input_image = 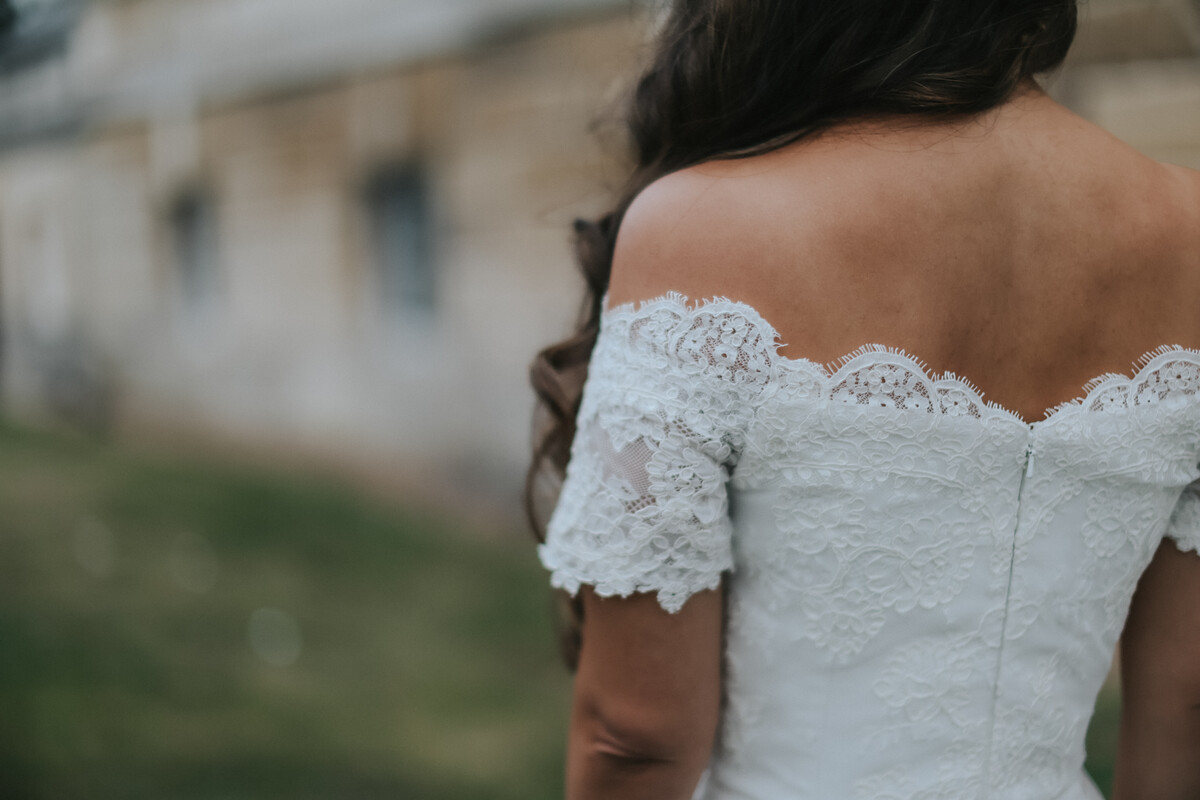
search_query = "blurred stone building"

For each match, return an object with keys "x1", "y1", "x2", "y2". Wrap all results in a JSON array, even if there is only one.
[{"x1": 0, "y1": 0, "x2": 1197, "y2": 517}]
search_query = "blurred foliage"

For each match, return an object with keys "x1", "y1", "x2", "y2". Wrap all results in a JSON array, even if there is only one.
[
  {"x1": 0, "y1": 419, "x2": 1122, "y2": 799},
  {"x1": 0, "y1": 419, "x2": 570, "y2": 799}
]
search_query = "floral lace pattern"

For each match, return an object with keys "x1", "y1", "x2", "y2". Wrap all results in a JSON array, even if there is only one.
[{"x1": 537, "y1": 292, "x2": 1200, "y2": 800}]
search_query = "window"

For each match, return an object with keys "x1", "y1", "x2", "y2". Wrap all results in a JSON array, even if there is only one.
[
  {"x1": 168, "y1": 187, "x2": 219, "y2": 310},
  {"x1": 364, "y1": 164, "x2": 435, "y2": 316}
]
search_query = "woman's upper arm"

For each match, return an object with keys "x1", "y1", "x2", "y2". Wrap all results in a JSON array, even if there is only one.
[
  {"x1": 1114, "y1": 494, "x2": 1200, "y2": 800},
  {"x1": 568, "y1": 587, "x2": 723, "y2": 776}
]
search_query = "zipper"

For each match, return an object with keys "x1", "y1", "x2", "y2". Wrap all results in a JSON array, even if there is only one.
[{"x1": 985, "y1": 424, "x2": 1035, "y2": 789}]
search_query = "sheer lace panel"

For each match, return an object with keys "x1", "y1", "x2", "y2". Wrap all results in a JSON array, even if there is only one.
[{"x1": 1166, "y1": 479, "x2": 1200, "y2": 555}]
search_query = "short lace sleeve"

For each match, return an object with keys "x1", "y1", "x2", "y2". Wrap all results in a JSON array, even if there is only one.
[
  {"x1": 1165, "y1": 479, "x2": 1200, "y2": 556},
  {"x1": 538, "y1": 292, "x2": 775, "y2": 613}
]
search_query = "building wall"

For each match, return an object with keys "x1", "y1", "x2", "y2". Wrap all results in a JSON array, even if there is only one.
[
  {"x1": 1052, "y1": 0, "x2": 1200, "y2": 167},
  {"x1": 0, "y1": 3, "x2": 643, "y2": 510}
]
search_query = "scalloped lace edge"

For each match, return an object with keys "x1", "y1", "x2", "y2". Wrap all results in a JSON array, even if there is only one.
[
  {"x1": 602, "y1": 290, "x2": 1200, "y2": 427},
  {"x1": 1169, "y1": 534, "x2": 1200, "y2": 557},
  {"x1": 540, "y1": 543, "x2": 725, "y2": 614}
]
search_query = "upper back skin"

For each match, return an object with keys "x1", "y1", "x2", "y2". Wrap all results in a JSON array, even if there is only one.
[{"x1": 606, "y1": 81, "x2": 1200, "y2": 424}]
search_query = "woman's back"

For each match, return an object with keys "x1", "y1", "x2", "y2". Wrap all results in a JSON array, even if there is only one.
[{"x1": 540, "y1": 84, "x2": 1200, "y2": 799}]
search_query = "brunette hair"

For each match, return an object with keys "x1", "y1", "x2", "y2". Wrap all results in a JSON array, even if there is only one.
[{"x1": 527, "y1": 0, "x2": 1077, "y2": 667}]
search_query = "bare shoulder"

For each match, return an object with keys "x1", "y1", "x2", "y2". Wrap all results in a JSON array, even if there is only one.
[
  {"x1": 1162, "y1": 163, "x2": 1200, "y2": 254},
  {"x1": 1050, "y1": 112, "x2": 1200, "y2": 264},
  {"x1": 606, "y1": 161, "x2": 798, "y2": 310},
  {"x1": 1132, "y1": 161, "x2": 1200, "y2": 286}
]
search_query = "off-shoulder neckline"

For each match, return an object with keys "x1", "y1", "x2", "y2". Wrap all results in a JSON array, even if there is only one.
[{"x1": 600, "y1": 290, "x2": 1200, "y2": 429}]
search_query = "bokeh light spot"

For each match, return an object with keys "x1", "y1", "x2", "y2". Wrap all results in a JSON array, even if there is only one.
[{"x1": 247, "y1": 607, "x2": 302, "y2": 667}]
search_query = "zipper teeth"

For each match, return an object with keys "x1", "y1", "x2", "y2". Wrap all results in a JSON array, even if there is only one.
[{"x1": 982, "y1": 433, "x2": 1034, "y2": 797}]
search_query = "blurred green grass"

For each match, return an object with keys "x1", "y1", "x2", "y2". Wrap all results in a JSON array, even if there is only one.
[
  {"x1": 0, "y1": 420, "x2": 571, "y2": 799},
  {"x1": 0, "y1": 419, "x2": 1122, "y2": 798},
  {"x1": 1087, "y1": 680, "x2": 1122, "y2": 797}
]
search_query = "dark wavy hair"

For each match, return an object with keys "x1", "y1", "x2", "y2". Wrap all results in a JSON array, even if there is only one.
[{"x1": 527, "y1": 0, "x2": 1078, "y2": 668}]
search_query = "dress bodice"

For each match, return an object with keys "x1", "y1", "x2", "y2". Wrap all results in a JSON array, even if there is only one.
[{"x1": 538, "y1": 292, "x2": 1200, "y2": 800}]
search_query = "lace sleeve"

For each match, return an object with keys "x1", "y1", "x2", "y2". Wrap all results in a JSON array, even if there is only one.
[
  {"x1": 1165, "y1": 479, "x2": 1200, "y2": 556},
  {"x1": 538, "y1": 293, "x2": 775, "y2": 613}
]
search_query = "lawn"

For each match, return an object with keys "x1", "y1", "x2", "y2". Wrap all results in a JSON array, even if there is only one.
[
  {"x1": 0, "y1": 419, "x2": 1121, "y2": 798},
  {"x1": 0, "y1": 420, "x2": 571, "y2": 799}
]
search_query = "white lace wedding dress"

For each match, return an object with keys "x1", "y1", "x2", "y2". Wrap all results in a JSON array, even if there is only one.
[{"x1": 538, "y1": 291, "x2": 1200, "y2": 800}]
